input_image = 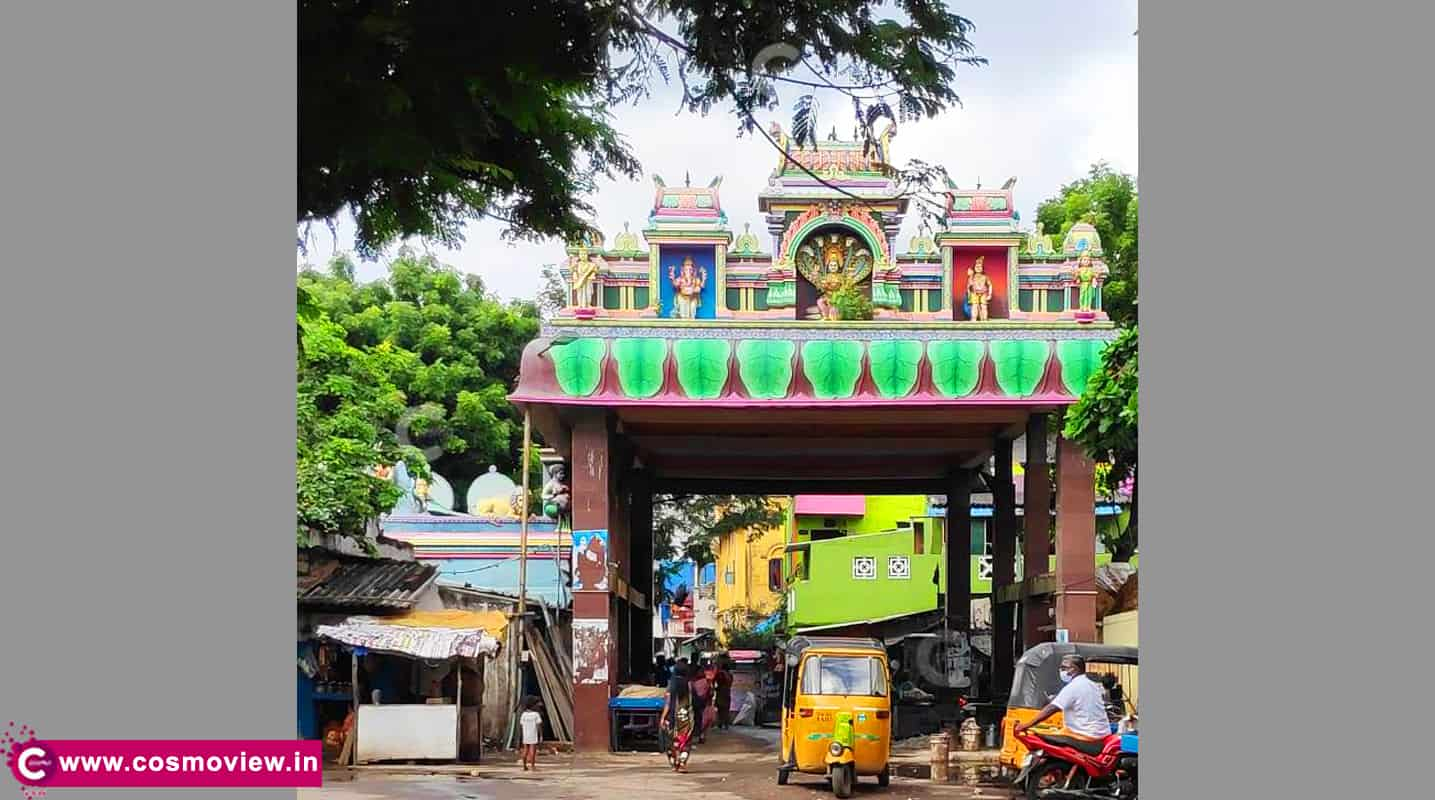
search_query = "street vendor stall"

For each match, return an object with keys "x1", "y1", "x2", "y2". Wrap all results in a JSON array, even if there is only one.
[
  {"x1": 610, "y1": 685, "x2": 667, "y2": 752},
  {"x1": 315, "y1": 609, "x2": 504, "y2": 764}
]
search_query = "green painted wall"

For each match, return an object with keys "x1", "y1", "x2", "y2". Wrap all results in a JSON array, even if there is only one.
[
  {"x1": 788, "y1": 496, "x2": 1137, "y2": 630},
  {"x1": 788, "y1": 527, "x2": 943, "y2": 629},
  {"x1": 793, "y1": 495, "x2": 930, "y2": 537}
]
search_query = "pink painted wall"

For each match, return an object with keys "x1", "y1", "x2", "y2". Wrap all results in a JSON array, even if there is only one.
[{"x1": 794, "y1": 495, "x2": 867, "y2": 516}]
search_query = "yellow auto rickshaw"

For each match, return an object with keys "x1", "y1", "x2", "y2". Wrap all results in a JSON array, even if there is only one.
[
  {"x1": 776, "y1": 636, "x2": 893, "y2": 798},
  {"x1": 999, "y1": 643, "x2": 1138, "y2": 775}
]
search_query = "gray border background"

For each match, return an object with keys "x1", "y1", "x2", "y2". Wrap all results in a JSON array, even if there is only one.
[
  {"x1": 1, "y1": 2, "x2": 295, "y2": 798},
  {"x1": 1142, "y1": 2, "x2": 1430, "y2": 798},
  {"x1": 0, "y1": 1, "x2": 1430, "y2": 799}
]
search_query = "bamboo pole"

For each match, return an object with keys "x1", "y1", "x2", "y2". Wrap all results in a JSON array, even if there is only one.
[{"x1": 518, "y1": 409, "x2": 532, "y2": 619}]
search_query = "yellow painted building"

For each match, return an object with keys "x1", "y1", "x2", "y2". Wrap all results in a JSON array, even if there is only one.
[{"x1": 713, "y1": 497, "x2": 791, "y2": 643}]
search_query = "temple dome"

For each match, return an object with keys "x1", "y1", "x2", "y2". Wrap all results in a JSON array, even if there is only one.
[{"x1": 1062, "y1": 220, "x2": 1103, "y2": 256}]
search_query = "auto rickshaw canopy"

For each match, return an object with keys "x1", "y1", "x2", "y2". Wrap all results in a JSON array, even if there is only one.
[{"x1": 1006, "y1": 642, "x2": 1137, "y2": 709}]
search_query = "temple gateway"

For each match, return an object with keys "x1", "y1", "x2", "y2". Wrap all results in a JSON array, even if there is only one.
[{"x1": 512, "y1": 127, "x2": 1118, "y2": 750}]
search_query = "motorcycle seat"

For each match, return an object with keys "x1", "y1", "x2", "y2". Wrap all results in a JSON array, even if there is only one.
[{"x1": 1035, "y1": 733, "x2": 1108, "y2": 756}]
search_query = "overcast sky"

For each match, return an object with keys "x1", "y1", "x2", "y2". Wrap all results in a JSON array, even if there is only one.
[{"x1": 299, "y1": 0, "x2": 1137, "y2": 300}]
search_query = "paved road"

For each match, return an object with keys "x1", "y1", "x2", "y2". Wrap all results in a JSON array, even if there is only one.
[{"x1": 306, "y1": 728, "x2": 1015, "y2": 800}]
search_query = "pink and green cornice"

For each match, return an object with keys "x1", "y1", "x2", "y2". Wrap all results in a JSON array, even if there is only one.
[{"x1": 512, "y1": 332, "x2": 1110, "y2": 406}]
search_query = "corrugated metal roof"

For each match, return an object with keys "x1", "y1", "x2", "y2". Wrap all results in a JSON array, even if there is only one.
[{"x1": 297, "y1": 549, "x2": 437, "y2": 610}]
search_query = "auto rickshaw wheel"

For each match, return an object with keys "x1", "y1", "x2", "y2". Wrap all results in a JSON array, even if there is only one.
[
  {"x1": 777, "y1": 766, "x2": 789, "y2": 786},
  {"x1": 832, "y1": 764, "x2": 855, "y2": 798},
  {"x1": 877, "y1": 765, "x2": 890, "y2": 787}
]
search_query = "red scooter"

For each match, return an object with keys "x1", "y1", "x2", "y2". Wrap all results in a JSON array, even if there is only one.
[{"x1": 1011, "y1": 726, "x2": 1137, "y2": 800}]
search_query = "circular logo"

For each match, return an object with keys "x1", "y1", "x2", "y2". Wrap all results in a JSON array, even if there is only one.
[{"x1": 11, "y1": 741, "x2": 57, "y2": 786}]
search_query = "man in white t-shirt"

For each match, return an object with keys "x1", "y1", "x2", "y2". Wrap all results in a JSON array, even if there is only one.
[{"x1": 1013, "y1": 655, "x2": 1112, "y2": 741}]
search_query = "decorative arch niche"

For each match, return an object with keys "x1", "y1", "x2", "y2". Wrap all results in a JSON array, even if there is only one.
[{"x1": 780, "y1": 205, "x2": 890, "y2": 320}]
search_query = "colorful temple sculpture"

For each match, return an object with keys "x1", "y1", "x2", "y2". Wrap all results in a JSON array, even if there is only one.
[
  {"x1": 557, "y1": 131, "x2": 1110, "y2": 324},
  {"x1": 513, "y1": 126, "x2": 1119, "y2": 750}
]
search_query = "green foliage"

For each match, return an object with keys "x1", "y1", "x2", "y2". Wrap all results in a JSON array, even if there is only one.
[
  {"x1": 299, "y1": 1, "x2": 984, "y2": 254},
  {"x1": 296, "y1": 309, "x2": 427, "y2": 544},
  {"x1": 298, "y1": 250, "x2": 540, "y2": 521},
  {"x1": 1036, "y1": 162, "x2": 1138, "y2": 325},
  {"x1": 722, "y1": 597, "x2": 788, "y2": 650},
  {"x1": 1063, "y1": 326, "x2": 1138, "y2": 560},
  {"x1": 828, "y1": 281, "x2": 875, "y2": 320}
]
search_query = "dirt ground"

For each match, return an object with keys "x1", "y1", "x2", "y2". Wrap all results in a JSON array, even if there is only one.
[{"x1": 309, "y1": 727, "x2": 1018, "y2": 800}]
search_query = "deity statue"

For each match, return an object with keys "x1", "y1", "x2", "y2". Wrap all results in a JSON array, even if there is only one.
[
  {"x1": 1075, "y1": 251, "x2": 1099, "y2": 312},
  {"x1": 768, "y1": 121, "x2": 790, "y2": 175},
  {"x1": 871, "y1": 121, "x2": 898, "y2": 171},
  {"x1": 413, "y1": 477, "x2": 430, "y2": 514},
  {"x1": 795, "y1": 232, "x2": 874, "y2": 321},
  {"x1": 541, "y1": 462, "x2": 571, "y2": 529},
  {"x1": 966, "y1": 256, "x2": 994, "y2": 321},
  {"x1": 667, "y1": 256, "x2": 707, "y2": 319},
  {"x1": 814, "y1": 245, "x2": 848, "y2": 320},
  {"x1": 569, "y1": 246, "x2": 600, "y2": 308}
]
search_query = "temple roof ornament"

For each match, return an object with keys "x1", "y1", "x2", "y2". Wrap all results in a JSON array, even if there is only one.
[
  {"x1": 1062, "y1": 218, "x2": 1104, "y2": 257},
  {"x1": 732, "y1": 222, "x2": 762, "y2": 256},
  {"x1": 612, "y1": 221, "x2": 642, "y2": 254},
  {"x1": 1024, "y1": 223, "x2": 1056, "y2": 256},
  {"x1": 649, "y1": 173, "x2": 728, "y2": 231},
  {"x1": 908, "y1": 223, "x2": 937, "y2": 257}
]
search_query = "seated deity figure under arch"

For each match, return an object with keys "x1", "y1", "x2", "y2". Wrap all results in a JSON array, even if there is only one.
[{"x1": 794, "y1": 230, "x2": 874, "y2": 320}]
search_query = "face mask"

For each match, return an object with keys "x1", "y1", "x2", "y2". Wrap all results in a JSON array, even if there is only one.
[{"x1": 1059, "y1": 670, "x2": 1075, "y2": 684}]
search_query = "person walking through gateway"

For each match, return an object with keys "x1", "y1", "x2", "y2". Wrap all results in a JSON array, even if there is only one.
[
  {"x1": 713, "y1": 659, "x2": 733, "y2": 730},
  {"x1": 660, "y1": 663, "x2": 695, "y2": 773}
]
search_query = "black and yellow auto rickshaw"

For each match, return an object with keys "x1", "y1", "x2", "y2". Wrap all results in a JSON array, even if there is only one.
[
  {"x1": 999, "y1": 643, "x2": 1138, "y2": 776},
  {"x1": 776, "y1": 636, "x2": 893, "y2": 798}
]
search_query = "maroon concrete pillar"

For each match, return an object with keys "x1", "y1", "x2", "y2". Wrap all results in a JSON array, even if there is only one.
[
  {"x1": 1054, "y1": 432, "x2": 1099, "y2": 643},
  {"x1": 991, "y1": 438, "x2": 1018, "y2": 694},
  {"x1": 945, "y1": 469, "x2": 972, "y2": 632},
  {"x1": 570, "y1": 413, "x2": 616, "y2": 751},
  {"x1": 1021, "y1": 415, "x2": 1051, "y2": 648}
]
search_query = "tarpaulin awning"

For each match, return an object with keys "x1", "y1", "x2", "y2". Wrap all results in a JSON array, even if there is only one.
[
  {"x1": 314, "y1": 611, "x2": 503, "y2": 660},
  {"x1": 373, "y1": 609, "x2": 509, "y2": 637}
]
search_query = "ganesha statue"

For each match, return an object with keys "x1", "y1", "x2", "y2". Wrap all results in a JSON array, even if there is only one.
[{"x1": 667, "y1": 256, "x2": 707, "y2": 319}]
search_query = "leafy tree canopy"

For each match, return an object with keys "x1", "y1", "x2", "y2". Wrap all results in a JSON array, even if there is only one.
[
  {"x1": 297, "y1": 304, "x2": 428, "y2": 546},
  {"x1": 1036, "y1": 162, "x2": 1138, "y2": 325},
  {"x1": 298, "y1": 249, "x2": 541, "y2": 510},
  {"x1": 299, "y1": 0, "x2": 985, "y2": 256}
]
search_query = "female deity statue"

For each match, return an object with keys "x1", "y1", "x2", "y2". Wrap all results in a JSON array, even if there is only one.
[
  {"x1": 966, "y1": 256, "x2": 994, "y2": 321},
  {"x1": 814, "y1": 245, "x2": 848, "y2": 320},
  {"x1": 570, "y1": 247, "x2": 600, "y2": 308},
  {"x1": 668, "y1": 256, "x2": 707, "y2": 319},
  {"x1": 1075, "y1": 251, "x2": 1099, "y2": 312}
]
